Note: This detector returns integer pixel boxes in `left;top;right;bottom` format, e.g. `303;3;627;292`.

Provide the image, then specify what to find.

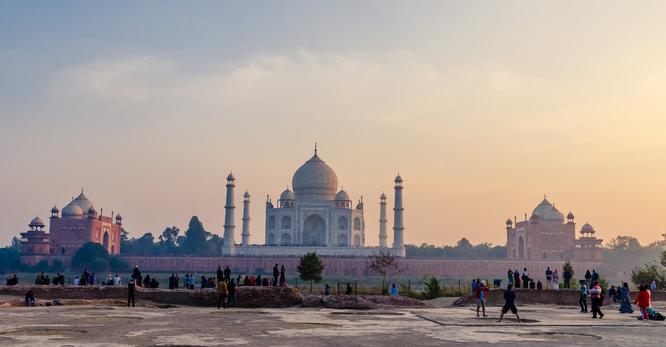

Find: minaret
378;192;388;248
222;172;236;255
392;175;405;250
241;191;251;247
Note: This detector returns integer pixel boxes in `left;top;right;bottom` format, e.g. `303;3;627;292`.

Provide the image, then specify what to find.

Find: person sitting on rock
7;274;18;285
390;284;399;297
150;278;159;289
536;280;543;291
24;290;36;307
114;274;121;286
324;284;331;296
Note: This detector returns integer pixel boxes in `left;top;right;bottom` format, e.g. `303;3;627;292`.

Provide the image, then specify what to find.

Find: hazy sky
2;1;666;247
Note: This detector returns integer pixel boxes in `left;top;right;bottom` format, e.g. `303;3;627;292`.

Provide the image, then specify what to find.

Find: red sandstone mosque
19;191;122;266
505;197;602;262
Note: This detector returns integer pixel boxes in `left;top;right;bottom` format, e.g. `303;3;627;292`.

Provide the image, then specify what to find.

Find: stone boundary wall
121;256;601;279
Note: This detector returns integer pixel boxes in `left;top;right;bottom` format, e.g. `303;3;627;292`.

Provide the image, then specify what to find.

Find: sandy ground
0;299;663;346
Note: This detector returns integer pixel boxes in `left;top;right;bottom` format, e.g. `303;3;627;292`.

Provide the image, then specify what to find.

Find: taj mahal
221;146;406;257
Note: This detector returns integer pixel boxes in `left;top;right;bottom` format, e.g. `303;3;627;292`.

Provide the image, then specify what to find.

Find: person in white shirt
73;276;80;286
114;274;121;286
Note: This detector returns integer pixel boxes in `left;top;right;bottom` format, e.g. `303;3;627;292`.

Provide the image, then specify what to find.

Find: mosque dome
72;191;94;213
51;205;59;213
62;202;83;218
581;223;595;233
567;211;575;220
506;218;513;226
244;191;251;199
532;198;553;218
543;206;565;221
280;188;295;201
395;175;403;183
335;189;351;201
380;192;387;200
29;216;45;227
292;152;338;201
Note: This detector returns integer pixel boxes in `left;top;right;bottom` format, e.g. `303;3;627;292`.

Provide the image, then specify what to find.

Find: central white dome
292;152;338;201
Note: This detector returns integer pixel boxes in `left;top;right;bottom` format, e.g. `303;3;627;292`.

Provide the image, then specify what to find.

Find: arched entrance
303;214;326;246
518;236;525;259
103;232;110;251
281;233;292;245
353;234;361;247
337;233;348;246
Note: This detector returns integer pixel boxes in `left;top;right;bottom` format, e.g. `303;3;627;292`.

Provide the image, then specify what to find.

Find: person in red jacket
475;280;490;317
589;281;604;319
634;284;651;320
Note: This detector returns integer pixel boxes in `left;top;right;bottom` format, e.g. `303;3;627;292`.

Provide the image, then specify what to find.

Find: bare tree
368;251;405;295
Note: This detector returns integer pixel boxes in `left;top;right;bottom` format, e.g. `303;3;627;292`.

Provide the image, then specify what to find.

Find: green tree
71;242;110;270
297;252;325;292
631;264;666;288
135;233;156;255
88;258;111;274
159;226;181;254
0;247;21;273
109;256;130;272
422;276;443;300
182;216;208;255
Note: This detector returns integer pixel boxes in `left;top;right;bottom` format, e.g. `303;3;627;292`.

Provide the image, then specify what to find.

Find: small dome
29;216;45;227
506;218;513;225
62;202;83;218
244;191;251;199
72;191;94;213
227;172;235;181
380;192;387;200
335;189;350;201
567;211;575;219
543;206;564;221
51;205;59;213
280;188;295;201
395;175;403;183
581;223;595;233
115;213;122;220
88;206;96;213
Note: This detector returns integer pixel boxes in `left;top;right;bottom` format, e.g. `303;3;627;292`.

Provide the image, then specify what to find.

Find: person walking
635;284;651;320
127;279;136;307
217;280;228;309
589;281;604;319
497;284;521;323
475;280;489;317
545;267;553;290
578;280;588;313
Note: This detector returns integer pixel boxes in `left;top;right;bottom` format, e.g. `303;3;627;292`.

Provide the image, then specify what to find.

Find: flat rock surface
0;300;664;346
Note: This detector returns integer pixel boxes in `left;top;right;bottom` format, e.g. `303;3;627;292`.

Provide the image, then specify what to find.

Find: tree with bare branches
368;251;405;295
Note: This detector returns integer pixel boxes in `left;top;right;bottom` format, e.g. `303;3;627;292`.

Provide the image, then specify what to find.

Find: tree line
121;216;223;256
405;238;506;259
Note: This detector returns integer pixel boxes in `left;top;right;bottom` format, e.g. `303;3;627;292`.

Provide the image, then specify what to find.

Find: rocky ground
0;297;664;346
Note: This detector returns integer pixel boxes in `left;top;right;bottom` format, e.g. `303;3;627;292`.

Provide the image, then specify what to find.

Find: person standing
579;281;588;313
650;281;657;291
224;266;232;283
272;264;279;287
521;268;529;289
497;284;521;323
475;280;489;317
507;269;514;287
635;284;651;320
217;280;228;309
589;281;604;319
514;270;521;289
584;270;592;287
563;267;572;289
279;265;286;287
545;267;553;290
127;280;136;307
227;279;236;308
552;270;559;290
217;266;224;283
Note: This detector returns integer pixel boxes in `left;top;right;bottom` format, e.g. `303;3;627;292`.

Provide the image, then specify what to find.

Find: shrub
88;258;111;273
109;256;130;272
71;242;110;270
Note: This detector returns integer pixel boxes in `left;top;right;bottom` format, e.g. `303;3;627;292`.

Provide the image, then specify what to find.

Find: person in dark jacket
127;280;136;307
217;266;224;283
279;265;286;286
143;274;151;288
497;284;520;322
227;279;236;308
224;266;232;282
272;264;279;287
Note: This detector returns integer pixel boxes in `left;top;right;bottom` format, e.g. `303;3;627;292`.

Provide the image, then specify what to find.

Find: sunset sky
2;1;666;247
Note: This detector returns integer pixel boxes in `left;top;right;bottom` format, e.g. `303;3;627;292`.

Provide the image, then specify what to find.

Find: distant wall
121;256;601;279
